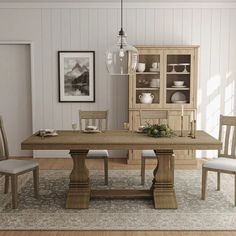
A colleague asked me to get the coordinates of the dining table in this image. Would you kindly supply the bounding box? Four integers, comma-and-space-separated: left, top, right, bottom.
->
21, 130, 222, 209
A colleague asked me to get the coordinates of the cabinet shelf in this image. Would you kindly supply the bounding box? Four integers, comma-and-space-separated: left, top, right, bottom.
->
136, 72, 160, 75
166, 87, 190, 90
166, 72, 190, 75
136, 87, 160, 90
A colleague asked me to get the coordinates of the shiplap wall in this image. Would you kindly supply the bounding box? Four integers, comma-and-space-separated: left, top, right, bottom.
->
0, 3, 235, 157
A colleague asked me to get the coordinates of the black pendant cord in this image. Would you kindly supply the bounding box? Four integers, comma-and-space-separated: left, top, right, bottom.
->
119, 0, 124, 49
121, 0, 123, 32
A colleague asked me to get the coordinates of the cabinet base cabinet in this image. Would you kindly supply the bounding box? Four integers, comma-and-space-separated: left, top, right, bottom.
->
128, 109, 197, 167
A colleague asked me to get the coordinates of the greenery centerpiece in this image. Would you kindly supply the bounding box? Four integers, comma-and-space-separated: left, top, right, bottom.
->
143, 123, 176, 138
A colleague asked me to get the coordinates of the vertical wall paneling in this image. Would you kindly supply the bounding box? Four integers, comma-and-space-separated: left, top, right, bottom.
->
163, 9, 174, 44
136, 8, 146, 45
154, 9, 164, 44
70, 8, 80, 123
107, 9, 119, 129
125, 9, 137, 45
42, 9, 53, 129
208, 9, 221, 136
173, 8, 183, 44
219, 9, 230, 116
0, 5, 235, 158
61, 9, 72, 130
229, 9, 236, 115
51, 9, 63, 130
182, 9, 192, 44
145, 9, 155, 45
199, 9, 212, 132
97, 9, 108, 113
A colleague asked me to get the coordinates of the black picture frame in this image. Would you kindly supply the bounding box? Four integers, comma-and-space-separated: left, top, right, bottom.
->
58, 51, 95, 103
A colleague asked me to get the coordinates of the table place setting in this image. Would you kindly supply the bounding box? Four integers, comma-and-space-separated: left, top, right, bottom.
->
82, 125, 102, 133
36, 129, 58, 138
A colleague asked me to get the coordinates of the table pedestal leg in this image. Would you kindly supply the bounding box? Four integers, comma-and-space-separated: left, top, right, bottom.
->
152, 149, 177, 209
66, 150, 90, 209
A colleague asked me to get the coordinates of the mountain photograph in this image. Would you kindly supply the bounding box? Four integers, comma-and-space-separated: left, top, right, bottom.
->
64, 57, 90, 96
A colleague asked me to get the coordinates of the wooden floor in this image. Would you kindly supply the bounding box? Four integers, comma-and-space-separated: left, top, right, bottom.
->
0, 232, 236, 236
1, 158, 235, 236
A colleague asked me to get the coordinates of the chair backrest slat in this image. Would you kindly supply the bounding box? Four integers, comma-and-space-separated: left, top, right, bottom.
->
139, 110, 168, 126
92, 119, 96, 126
231, 127, 236, 156
98, 119, 103, 131
218, 115, 236, 158
0, 116, 9, 159
224, 125, 231, 155
79, 110, 108, 131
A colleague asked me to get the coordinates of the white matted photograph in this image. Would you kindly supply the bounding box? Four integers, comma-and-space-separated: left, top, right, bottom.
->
58, 51, 95, 102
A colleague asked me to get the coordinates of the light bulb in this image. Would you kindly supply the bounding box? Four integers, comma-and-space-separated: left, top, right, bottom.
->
119, 48, 125, 58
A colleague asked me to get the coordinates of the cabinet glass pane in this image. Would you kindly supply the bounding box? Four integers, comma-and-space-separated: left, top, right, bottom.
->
166, 54, 191, 105
135, 54, 160, 105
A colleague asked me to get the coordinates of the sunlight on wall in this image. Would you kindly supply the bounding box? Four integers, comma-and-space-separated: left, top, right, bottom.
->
197, 72, 235, 158
224, 72, 234, 116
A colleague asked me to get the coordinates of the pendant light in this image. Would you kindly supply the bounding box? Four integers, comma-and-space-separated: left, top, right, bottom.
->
105, 0, 138, 76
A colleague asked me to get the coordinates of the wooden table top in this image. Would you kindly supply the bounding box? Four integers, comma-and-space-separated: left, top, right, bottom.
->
21, 130, 222, 151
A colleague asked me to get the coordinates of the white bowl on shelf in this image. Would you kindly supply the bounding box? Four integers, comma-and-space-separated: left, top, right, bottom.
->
171, 92, 186, 103
137, 63, 146, 72
173, 81, 184, 86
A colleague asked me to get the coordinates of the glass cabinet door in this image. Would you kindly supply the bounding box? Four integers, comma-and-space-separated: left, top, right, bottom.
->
133, 51, 163, 108
164, 49, 194, 108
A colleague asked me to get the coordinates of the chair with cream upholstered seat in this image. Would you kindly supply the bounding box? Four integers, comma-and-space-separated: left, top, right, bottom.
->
201, 115, 236, 206
0, 116, 39, 209
79, 110, 109, 185
140, 110, 169, 185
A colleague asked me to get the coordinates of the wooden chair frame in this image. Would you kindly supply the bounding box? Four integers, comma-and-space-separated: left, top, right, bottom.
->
79, 110, 109, 185
140, 110, 169, 185
0, 116, 39, 209
201, 115, 236, 206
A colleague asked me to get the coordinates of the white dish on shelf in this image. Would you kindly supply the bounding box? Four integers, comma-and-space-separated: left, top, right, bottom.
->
168, 63, 178, 66
178, 63, 190, 66
171, 92, 186, 103
173, 100, 187, 104
172, 85, 187, 88
173, 81, 184, 86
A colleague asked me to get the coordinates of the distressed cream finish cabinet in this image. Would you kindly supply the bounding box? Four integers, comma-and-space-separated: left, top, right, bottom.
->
128, 45, 199, 166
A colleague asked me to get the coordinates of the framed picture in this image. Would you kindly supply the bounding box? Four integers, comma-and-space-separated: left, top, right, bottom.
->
58, 51, 95, 102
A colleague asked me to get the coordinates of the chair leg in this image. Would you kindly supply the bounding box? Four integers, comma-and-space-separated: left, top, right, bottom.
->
11, 175, 18, 209
217, 172, 220, 191
141, 157, 145, 185
201, 167, 208, 200
4, 175, 9, 194
104, 157, 108, 185
33, 166, 39, 198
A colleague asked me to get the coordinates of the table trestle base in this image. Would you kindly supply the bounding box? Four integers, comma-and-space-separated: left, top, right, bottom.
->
66, 150, 90, 209
91, 189, 152, 199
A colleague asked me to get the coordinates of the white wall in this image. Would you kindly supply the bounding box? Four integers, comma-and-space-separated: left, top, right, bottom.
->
0, 44, 32, 156
0, 2, 235, 157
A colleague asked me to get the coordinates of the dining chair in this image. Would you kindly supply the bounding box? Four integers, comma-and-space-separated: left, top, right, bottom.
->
79, 110, 109, 185
0, 116, 39, 209
201, 115, 236, 206
140, 110, 169, 185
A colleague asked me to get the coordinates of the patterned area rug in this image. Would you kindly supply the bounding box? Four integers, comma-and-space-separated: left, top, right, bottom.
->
0, 169, 236, 230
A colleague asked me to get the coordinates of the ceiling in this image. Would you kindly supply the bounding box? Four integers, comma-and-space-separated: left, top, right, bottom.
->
0, 0, 235, 2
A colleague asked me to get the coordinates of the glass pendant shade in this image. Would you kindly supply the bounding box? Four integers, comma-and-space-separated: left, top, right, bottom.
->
106, 34, 138, 75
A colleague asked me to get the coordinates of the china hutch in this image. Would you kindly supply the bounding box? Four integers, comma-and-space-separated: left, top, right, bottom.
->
128, 45, 199, 166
